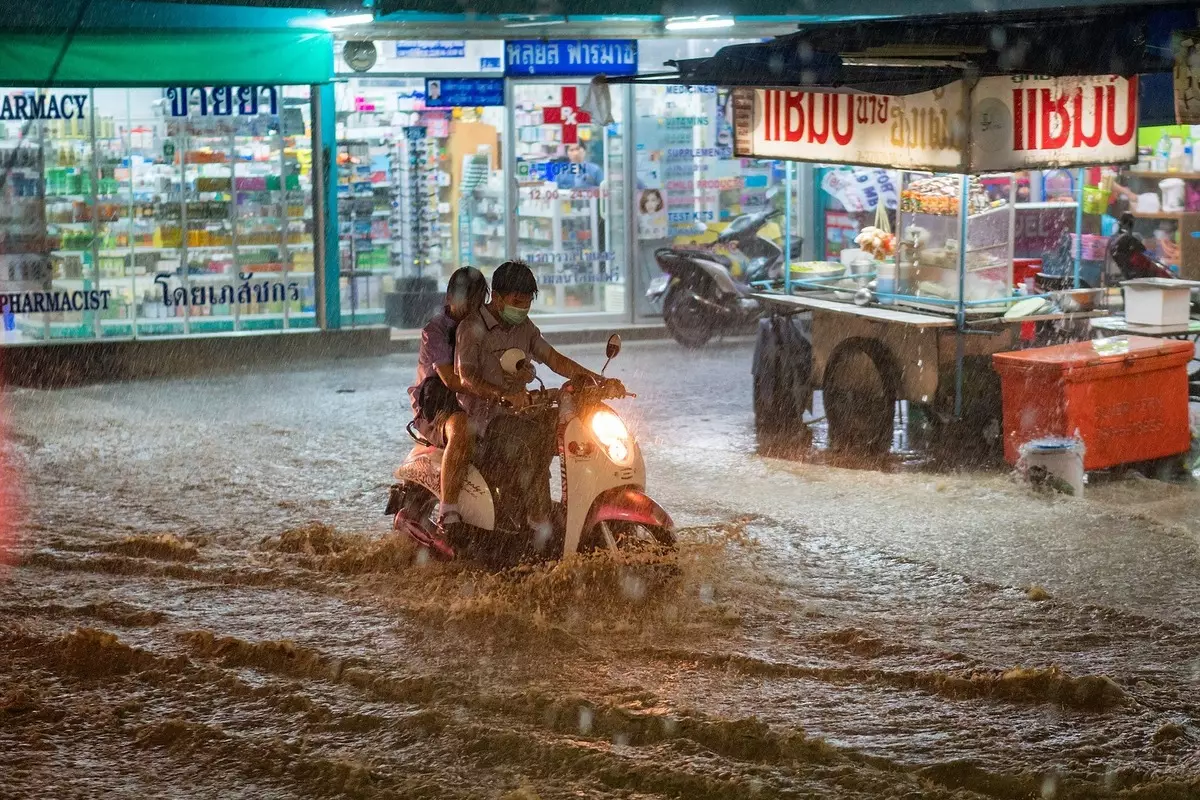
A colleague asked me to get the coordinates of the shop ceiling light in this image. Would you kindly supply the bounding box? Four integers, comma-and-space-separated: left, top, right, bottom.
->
665, 15, 735, 31
319, 13, 375, 29
503, 17, 567, 28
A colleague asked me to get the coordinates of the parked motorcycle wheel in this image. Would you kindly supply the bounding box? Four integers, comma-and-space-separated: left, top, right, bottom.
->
663, 274, 717, 348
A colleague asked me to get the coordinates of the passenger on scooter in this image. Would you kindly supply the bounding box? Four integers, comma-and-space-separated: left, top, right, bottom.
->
455, 260, 609, 546
407, 266, 490, 550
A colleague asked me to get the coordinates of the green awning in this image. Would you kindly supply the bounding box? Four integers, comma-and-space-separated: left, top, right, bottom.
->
0, 30, 333, 87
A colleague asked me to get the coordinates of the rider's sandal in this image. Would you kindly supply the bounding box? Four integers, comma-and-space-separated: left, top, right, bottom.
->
428, 511, 461, 561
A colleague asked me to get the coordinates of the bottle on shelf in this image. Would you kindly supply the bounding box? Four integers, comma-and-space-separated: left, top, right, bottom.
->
1155, 130, 1171, 173
1169, 138, 1186, 173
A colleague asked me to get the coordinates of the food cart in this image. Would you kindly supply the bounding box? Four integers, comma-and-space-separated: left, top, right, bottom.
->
721, 72, 1142, 457
603, 8, 1188, 461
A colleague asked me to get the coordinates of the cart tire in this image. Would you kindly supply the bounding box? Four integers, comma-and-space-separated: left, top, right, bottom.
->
822, 338, 899, 457
663, 273, 717, 348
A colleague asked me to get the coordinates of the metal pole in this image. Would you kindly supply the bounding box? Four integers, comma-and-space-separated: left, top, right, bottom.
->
311, 82, 339, 330
784, 161, 793, 294
797, 162, 815, 261
504, 78, 518, 262
955, 172, 969, 418
1073, 168, 1084, 288
623, 81, 636, 323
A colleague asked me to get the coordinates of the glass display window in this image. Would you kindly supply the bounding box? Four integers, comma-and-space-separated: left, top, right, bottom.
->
336, 78, 507, 329
513, 82, 626, 315
632, 83, 790, 315
0, 85, 316, 343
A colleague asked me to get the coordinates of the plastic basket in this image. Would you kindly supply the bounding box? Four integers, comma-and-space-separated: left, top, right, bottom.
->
1069, 234, 1108, 261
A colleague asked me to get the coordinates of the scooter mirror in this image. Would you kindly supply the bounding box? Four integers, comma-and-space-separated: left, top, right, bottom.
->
601, 334, 622, 376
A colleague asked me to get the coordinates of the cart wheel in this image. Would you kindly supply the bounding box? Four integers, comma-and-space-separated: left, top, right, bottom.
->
822, 339, 899, 457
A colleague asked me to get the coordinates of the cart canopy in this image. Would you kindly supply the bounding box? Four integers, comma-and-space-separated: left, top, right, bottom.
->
623, 4, 1194, 126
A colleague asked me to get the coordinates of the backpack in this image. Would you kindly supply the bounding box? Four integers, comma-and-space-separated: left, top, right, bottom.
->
414, 320, 463, 424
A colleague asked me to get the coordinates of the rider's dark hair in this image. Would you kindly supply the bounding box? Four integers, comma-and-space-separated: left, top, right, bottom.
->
446, 266, 488, 309
491, 260, 539, 297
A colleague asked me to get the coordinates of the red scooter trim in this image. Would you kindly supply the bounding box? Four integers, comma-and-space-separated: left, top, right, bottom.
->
583, 486, 674, 533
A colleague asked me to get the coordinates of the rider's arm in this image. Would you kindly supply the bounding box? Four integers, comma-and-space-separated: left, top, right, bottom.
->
433, 362, 469, 394
531, 334, 600, 382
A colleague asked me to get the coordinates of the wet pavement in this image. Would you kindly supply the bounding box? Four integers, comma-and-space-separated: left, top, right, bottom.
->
2, 338, 1199, 799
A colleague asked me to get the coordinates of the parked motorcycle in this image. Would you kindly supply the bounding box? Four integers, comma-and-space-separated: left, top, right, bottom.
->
647, 201, 802, 348
387, 335, 674, 562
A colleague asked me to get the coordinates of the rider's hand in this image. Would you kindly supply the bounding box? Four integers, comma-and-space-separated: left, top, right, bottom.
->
502, 390, 531, 410
516, 363, 536, 385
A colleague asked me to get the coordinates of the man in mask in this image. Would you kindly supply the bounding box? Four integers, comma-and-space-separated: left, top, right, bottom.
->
455, 260, 604, 545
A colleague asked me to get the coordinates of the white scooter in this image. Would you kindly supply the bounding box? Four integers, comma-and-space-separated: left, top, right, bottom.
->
387, 334, 674, 560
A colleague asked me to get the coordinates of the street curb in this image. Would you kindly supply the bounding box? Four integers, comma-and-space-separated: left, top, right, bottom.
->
0, 328, 393, 389
387, 323, 674, 353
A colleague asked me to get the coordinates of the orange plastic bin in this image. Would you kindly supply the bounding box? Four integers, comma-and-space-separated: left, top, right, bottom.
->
992, 336, 1194, 471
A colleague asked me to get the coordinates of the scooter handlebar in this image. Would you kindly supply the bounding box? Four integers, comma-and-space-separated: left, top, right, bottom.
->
502, 379, 631, 413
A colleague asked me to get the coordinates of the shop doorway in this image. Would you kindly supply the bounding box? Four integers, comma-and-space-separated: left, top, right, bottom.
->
509, 80, 629, 323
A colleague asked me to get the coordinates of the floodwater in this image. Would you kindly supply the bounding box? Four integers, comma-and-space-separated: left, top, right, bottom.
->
2, 339, 1199, 799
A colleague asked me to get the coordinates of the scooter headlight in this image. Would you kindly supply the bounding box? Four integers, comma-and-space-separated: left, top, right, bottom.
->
590, 409, 633, 466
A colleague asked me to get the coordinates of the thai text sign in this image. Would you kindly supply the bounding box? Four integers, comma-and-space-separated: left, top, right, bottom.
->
165, 86, 279, 118
424, 78, 504, 108
733, 75, 1138, 173
505, 40, 637, 77
969, 75, 1138, 171
395, 41, 465, 59
734, 82, 967, 171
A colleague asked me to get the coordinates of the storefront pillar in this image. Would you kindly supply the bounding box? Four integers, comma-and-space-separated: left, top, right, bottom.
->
312, 82, 341, 330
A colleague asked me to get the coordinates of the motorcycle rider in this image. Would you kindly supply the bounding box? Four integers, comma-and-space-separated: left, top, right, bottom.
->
454, 260, 611, 546
406, 266, 490, 552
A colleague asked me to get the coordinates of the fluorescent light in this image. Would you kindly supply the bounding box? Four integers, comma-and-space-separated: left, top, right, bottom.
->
319, 13, 374, 29
504, 18, 567, 28
665, 15, 734, 31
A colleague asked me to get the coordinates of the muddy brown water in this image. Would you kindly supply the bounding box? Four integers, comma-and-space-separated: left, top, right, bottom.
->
2, 341, 1199, 799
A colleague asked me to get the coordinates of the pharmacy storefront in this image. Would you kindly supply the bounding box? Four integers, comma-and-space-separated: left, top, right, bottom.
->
334, 35, 801, 326
0, 29, 332, 345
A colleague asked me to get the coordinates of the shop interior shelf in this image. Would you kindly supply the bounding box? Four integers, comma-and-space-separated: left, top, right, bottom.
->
1126, 172, 1200, 180
1130, 211, 1190, 220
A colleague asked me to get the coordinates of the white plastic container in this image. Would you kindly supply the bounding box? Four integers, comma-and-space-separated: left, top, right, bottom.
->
1122, 278, 1199, 327
839, 248, 866, 267
1160, 178, 1186, 212
1020, 437, 1085, 498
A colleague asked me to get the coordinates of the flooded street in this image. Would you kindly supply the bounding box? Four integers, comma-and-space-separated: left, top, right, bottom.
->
2, 338, 1199, 799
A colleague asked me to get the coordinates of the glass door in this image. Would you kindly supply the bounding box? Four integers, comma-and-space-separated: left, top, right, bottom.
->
511, 80, 627, 319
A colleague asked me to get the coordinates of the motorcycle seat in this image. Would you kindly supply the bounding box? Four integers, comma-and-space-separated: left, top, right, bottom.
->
656, 248, 734, 272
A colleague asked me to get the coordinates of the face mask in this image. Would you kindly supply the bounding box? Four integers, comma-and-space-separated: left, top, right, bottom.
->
500, 305, 528, 325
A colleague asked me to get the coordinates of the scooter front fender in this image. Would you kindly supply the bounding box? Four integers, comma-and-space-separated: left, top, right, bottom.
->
581, 487, 674, 543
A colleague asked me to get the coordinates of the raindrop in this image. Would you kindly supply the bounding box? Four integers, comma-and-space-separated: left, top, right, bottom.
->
662, 716, 678, 735
1103, 765, 1119, 791
699, 584, 714, 604
990, 26, 1006, 50
578, 707, 593, 734
1041, 771, 1059, 799
613, 732, 630, 747
1189, 659, 1200, 682
621, 571, 646, 602
415, 547, 430, 567
748, 778, 764, 796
